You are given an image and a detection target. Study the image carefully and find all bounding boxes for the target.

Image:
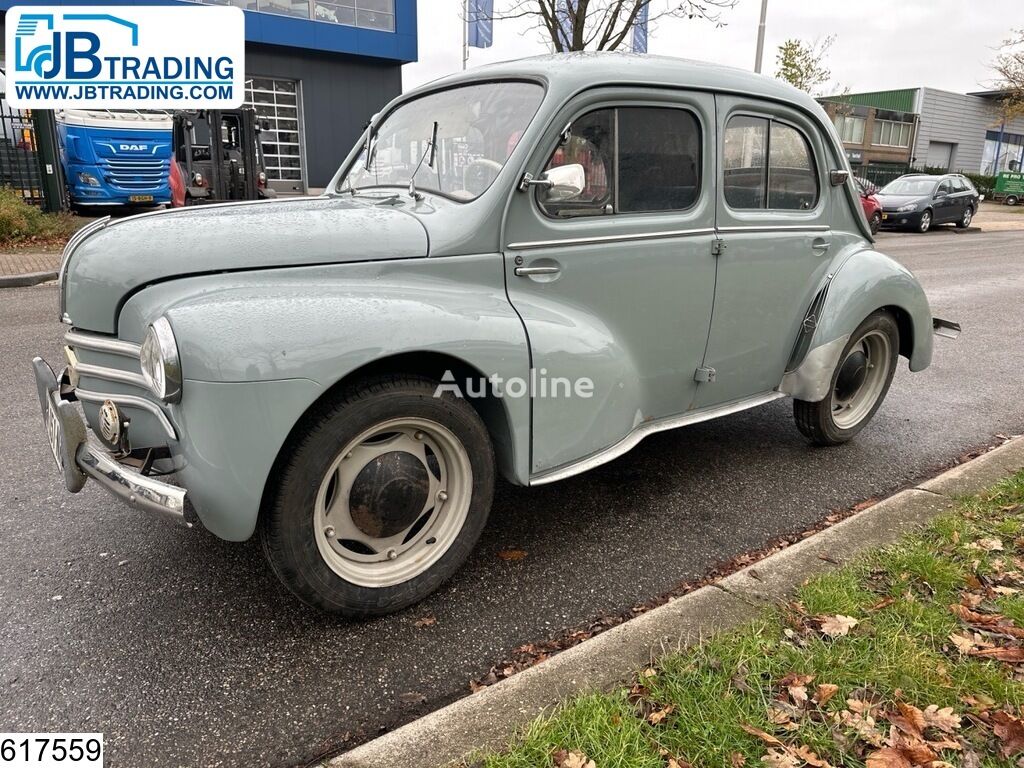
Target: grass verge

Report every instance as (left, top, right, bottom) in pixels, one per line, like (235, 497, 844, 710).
(475, 472, 1024, 768)
(0, 186, 78, 250)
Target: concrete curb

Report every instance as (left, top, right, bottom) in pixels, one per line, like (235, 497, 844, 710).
(0, 271, 58, 289)
(328, 437, 1024, 768)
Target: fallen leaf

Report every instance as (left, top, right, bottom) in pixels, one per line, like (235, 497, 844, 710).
(819, 615, 859, 637)
(667, 759, 692, 768)
(968, 647, 1024, 663)
(761, 749, 799, 768)
(993, 711, 1024, 757)
(731, 753, 747, 767)
(949, 632, 981, 654)
(791, 744, 831, 767)
(923, 705, 961, 734)
(814, 684, 840, 706)
(552, 749, 596, 768)
(993, 586, 1021, 596)
(414, 615, 436, 627)
(889, 702, 926, 741)
(949, 604, 1004, 625)
(741, 723, 786, 749)
(497, 549, 528, 561)
(866, 747, 912, 768)
(868, 597, 896, 612)
(647, 704, 674, 725)
(974, 537, 1005, 552)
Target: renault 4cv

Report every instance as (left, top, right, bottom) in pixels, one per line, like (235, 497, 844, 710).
(32, 54, 958, 616)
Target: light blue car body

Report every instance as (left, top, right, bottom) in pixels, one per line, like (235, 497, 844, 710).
(57, 54, 934, 541)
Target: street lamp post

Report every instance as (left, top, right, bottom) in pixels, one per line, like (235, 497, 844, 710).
(463, 0, 470, 70)
(753, 0, 768, 74)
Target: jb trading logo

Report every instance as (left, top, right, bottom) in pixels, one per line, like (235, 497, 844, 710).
(6, 6, 245, 108)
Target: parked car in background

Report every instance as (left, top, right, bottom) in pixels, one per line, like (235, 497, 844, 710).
(33, 54, 956, 617)
(855, 176, 882, 234)
(875, 173, 980, 233)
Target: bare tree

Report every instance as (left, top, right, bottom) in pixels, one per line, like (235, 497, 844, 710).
(992, 28, 1024, 121)
(774, 35, 835, 95)
(484, 0, 736, 53)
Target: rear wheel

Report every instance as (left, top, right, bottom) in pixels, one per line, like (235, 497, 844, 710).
(1006, 195, 1019, 207)
(956, 206, 974, 228)
(917, 210, 932, 233)
(260, 375, 495, 616)
(793, 311, 899, 446)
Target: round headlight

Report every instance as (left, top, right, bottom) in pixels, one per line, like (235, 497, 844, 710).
(140, 317, 182, 403)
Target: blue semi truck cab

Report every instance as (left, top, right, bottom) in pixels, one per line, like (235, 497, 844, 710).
(57, 110, 172, 208)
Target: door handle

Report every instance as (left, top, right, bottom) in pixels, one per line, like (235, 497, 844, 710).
(811, 237, 831, 254)
(514, 265, 561, 277)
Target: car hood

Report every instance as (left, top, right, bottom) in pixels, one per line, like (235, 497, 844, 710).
(63, 196, 430, 333)
(875, 194, 925, 208)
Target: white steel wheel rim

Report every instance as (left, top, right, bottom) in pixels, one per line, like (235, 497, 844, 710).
(313, 417, 473, 588)
(831, 330, 891, 430)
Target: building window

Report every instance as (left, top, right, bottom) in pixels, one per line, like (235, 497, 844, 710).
(246, 77, 305, 191)
(871, 119, 912, 148)
(832, 114, 865, 144)
(193, 0, 395, 31)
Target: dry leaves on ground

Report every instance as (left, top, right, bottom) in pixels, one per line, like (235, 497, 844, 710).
(496, 549, 528, 561)
(817, 615, 859, 638)
(552, 749, 595, 768)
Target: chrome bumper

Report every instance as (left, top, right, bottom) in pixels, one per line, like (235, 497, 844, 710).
(32, 357, 187, 523)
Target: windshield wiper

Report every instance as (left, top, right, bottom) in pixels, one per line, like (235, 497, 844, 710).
(407, 121, 439, 201)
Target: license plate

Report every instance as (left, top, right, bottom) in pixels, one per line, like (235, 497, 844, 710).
(44, 396, 65, 472)
(129, 194, 154, 202)
(881, 213, 888, 220)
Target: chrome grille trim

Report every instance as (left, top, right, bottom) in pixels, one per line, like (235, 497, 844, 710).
(65, 330, 141, 358)
(75, 363, 148, 389)
(75, 389, 177, 441)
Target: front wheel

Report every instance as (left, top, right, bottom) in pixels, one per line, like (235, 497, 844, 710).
(869, 211, 881, 234)
(793, 311, 900, 446)
(956, 206, 974, 229)
(260, 375, 495, 616)
(918, 210, 932, 233)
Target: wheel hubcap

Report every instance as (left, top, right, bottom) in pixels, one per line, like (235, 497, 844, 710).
(313, 418, 473, 587)
(831, 330, 891, 430)
(964, 209, 972, 226)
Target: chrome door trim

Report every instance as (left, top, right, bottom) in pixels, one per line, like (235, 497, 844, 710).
(514, 265, 561, 276)
(716, 225, 831, 233)
(75, 389, 177, 440)
(507, 227, 716, 251)
(530, 391, 787, 485)
(65, 330, 142, 358)
(76, 363, 148, 389)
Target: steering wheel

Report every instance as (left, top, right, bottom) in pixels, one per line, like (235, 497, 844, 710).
(462, 158, 504, 196)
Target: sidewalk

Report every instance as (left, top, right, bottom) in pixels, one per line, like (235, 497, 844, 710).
(0, 251, 60, 287)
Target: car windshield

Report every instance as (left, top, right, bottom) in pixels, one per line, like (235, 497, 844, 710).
(880, 178, 938, 196)
(338, 81, 545, 202)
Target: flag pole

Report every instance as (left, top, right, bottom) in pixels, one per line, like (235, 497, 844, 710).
(462, 0, 469, 70)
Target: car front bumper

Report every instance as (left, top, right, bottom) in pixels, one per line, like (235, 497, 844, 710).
(32, 356, 188, 523)
(879, 209, 923, 228)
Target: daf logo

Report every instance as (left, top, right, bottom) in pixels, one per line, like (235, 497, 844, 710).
(98, 399, 122, 446)
(119, 143, 147, 151)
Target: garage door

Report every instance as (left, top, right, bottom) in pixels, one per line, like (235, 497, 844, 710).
(245, 77, 306, 194)
(925, 141, 955, 171)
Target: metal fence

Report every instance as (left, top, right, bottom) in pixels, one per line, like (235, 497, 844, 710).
(0, 98, 67, 212)
(853, 164, 911, 190)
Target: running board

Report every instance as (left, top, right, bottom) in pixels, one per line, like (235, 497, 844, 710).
(530, 391, 787, 486)
(933, 317, 961, 340)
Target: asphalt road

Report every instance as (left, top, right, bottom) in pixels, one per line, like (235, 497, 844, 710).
(2, 228, 1023, 768)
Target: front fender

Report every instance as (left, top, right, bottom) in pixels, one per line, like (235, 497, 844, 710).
(120, 255, 532, 538)
(780, 248, 933, 402)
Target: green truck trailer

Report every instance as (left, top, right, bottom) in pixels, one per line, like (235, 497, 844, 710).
(994, 171, 1024, 205)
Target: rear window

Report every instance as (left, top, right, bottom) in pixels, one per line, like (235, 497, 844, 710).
(723, 115, 818, 211)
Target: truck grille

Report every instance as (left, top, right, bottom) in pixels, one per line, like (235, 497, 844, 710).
(100, 157, 168, 191)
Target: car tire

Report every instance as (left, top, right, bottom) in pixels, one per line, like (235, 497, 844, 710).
(1006, 195, 1019, 207)
(918, 209, 932, 233)
(869, 211, 881, 234)
(956, 206, 974, 229)
(793, 310, 900, 447)
(260, 374, 495, 617)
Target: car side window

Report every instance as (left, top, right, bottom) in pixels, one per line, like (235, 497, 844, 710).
(723, 115, 819, 211)
(539, 106, 701, 218)
(951, 178, 967, 193)
(937, 180, 952, 196)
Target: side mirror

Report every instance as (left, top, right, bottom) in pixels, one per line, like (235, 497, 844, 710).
(542, 163, 586, 200)
(829, 169, 849, 186)
(934, 190, 947, 199)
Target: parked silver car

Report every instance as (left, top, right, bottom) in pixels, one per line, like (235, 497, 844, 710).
(33, 54, 957, 616)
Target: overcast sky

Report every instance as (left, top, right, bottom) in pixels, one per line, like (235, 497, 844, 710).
(403, 0, 1023, 96)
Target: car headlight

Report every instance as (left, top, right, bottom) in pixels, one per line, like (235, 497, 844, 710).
(77, 172, 101, 187)
(897, 203, 918, 213)
(139, 317, 182, 403)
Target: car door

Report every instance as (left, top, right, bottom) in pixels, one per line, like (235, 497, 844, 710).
(691, 95, 834, 410)
(502, 89, 717, 477)
(933, 179, 956, 222)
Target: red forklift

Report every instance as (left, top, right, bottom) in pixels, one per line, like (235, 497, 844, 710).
(170, 108, 276, 206)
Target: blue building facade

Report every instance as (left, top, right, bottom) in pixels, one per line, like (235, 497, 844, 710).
(0, 0, 417, 190)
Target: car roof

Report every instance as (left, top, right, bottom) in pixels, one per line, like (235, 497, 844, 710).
(424, 52, 823, 115)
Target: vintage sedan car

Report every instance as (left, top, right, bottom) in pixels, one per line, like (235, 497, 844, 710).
(33, 54, 957, 616)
